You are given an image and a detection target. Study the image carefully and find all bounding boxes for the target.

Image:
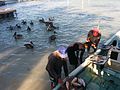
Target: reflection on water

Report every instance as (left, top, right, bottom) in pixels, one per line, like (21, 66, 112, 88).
(0, 0, 120, 52)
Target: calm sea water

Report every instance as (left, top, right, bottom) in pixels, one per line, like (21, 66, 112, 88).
(0, 0, 120, 52)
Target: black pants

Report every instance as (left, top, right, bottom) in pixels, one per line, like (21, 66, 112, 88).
(86, 42, 97, 53)
(79, 49, 85, 64)
(62, 60, 68, 77)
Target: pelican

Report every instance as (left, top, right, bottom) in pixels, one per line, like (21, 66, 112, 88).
(49, 35, 56, 42)
(24, 41, 34, 49)
(13, 32, 23, 39)
(30, 20, 34, 25)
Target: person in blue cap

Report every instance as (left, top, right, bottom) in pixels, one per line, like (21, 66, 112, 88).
(46, 46, 68, 89)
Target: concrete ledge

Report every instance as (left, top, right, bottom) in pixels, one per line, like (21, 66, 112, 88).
(0, 8, 16, 15)
(0, 1, 5, 6)
(0, 8, 16, 19)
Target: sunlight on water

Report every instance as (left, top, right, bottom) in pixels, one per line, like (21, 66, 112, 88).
(0, 0, 120, 52)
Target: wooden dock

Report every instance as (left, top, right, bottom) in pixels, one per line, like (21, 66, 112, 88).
(0, 8, 16, 19)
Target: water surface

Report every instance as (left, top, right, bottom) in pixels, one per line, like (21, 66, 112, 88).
(0, 0, 120, 51)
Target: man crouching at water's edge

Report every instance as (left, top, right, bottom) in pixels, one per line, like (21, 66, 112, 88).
(46, 46, 68, 89)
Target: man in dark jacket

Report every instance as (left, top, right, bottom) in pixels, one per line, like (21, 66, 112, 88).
(66, 43, 79, 68)
(46, 46, 68, 89)
(66, 42, 85, 68)
(79, 43, 85, 64)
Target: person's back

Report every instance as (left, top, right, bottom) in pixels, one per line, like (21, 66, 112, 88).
(66, 46, 78, 64)
(46, 46, 68, 89)
(46, 52, 63, 80)
(66, 43, 79, 68)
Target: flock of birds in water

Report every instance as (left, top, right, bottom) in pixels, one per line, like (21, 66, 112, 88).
(6, 17, 58, 49)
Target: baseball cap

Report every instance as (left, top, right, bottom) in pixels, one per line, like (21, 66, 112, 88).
(57, 46, 67, 58)
(92, 27, 100, 37)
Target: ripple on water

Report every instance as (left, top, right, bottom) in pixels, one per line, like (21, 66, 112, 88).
(0, 0, 120, 52)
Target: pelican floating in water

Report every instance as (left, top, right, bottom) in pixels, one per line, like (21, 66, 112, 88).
(27, 26, 31, 31)
(30, 20, 34, 25)
(13, 32, 23, 39)
(24, 41, 34, 49)
(49, 35, 56, 42)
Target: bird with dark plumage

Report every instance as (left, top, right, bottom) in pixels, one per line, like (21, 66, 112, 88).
(48, 17, 54, 21)
(30, 20, 34, 25)
(24, 41, 34, 49)
(16, 24, 21, 29)
(47, 25, 54, 31)
(13, 32, 23, 39)
(8, 25, 14, 30)
(39, 18, 45, 23)
(44, 21, 53, 27)
(53, 31, 57, 34)
(21, 20, 27, 25)
(27, 26, 31, 31)
(49, 35, 56, 42)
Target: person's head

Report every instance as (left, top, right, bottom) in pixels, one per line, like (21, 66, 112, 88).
(92, 27, 100, 37)
(56, 46, 67, 59)
(73, 43, 79, 50)
(78, 43, 85, 50)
